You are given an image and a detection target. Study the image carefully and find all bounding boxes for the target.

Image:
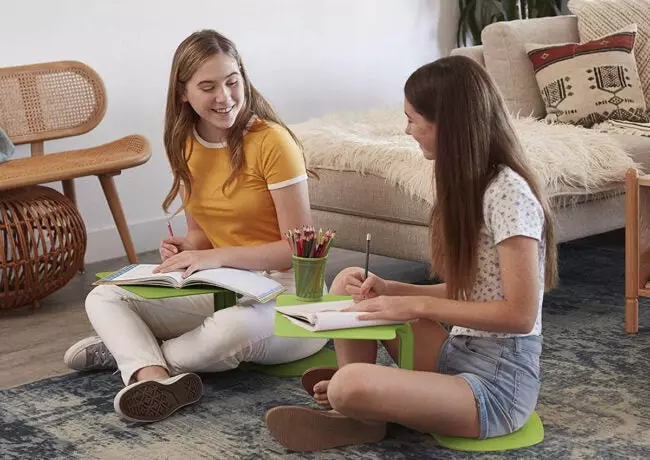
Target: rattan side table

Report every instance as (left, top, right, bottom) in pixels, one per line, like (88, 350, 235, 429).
(1, 185, 86, 310)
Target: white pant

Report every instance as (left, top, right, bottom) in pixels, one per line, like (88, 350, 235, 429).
(85, 271, 327, 385)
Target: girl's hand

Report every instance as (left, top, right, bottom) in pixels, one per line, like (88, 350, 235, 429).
(344, 269, 389, 302)
(153, 249, 223, 278)
(343, 295, 419, 322)
(159, 236, 199, 262)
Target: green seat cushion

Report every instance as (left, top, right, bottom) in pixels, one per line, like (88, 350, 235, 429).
(431, 411, 544, 452)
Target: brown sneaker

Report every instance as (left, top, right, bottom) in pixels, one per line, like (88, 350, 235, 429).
(301, 366, 337, 396)
(265, 406, 386, 452)
(113, 373, 203, 423)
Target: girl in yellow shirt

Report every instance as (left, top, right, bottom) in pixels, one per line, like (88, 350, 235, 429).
(64, 29, 326, 423)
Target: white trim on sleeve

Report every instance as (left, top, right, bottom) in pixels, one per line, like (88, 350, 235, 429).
(267, 174, 308, 190)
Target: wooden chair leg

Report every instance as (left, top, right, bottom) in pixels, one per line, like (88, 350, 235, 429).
(98, 173, 137, 264)
(625, 168, 639, 334)
(62, 179, 85, 272)
(62, 179, 76, 206)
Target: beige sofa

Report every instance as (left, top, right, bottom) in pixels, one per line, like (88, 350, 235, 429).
(307, 15, 650, 264)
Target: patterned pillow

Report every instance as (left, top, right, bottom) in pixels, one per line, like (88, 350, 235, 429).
(526, 24, 650, 128)
(568, 0, 650, 109)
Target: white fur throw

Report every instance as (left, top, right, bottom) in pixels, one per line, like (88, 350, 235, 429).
(593, 120, 650, 138)
(291, 108, 640, 205)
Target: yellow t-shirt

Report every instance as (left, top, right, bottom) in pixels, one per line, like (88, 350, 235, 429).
(184, 118, 307, 249)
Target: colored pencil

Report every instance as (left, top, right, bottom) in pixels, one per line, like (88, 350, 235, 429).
(286, 226, 336, 258)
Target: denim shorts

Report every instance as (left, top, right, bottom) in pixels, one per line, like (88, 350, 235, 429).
(436, 334, 542, 439)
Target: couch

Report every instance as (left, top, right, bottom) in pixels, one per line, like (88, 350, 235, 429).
(305, 15, 650, 264)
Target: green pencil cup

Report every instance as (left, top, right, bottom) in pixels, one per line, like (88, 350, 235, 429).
(292, 255, 327, 302)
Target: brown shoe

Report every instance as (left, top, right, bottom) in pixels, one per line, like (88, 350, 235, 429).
(265, 405, 386, 452)
(113, 373, 203, 423)
(301, 366, 337, 396)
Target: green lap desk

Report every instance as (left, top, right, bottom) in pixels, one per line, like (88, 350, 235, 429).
(273, 293, 544, 453)
(274, 294, 414, 369)
(95, 271, 239, 310)
(94, 272, 335, 378)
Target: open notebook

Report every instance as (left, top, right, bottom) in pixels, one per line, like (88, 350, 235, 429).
(275, 299, 404, 332)
(94, 264, 285, 303)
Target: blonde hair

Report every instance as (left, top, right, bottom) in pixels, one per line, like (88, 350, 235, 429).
(162, 29, 313, 213)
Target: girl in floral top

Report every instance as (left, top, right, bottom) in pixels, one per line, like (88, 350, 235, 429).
(265, 55, 558, 452)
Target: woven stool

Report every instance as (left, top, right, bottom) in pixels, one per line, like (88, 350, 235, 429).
(1, 185, 86, 310)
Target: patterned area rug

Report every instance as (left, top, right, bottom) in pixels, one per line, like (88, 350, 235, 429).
(2, 237, 650, 459)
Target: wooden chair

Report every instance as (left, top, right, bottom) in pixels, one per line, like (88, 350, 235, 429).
(0, 61, 151, 263)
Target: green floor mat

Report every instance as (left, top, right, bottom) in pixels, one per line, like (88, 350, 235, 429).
(240, 347, 337, 377)
(431, 411, 544, 452)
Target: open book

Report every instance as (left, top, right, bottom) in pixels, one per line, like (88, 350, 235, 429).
(275, 299, 404, 332)
(95, 264, 285, 303)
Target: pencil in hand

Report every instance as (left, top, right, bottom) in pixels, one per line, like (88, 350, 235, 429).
(364, 233, 371, 280)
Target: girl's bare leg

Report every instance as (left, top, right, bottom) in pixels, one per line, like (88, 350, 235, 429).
(274, 268, 480, 449)
(134, 366, 169, 382)
(313, 268, 451, 408)
(328, 363, 480, 437)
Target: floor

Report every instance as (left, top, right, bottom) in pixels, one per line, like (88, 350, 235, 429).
(2, 229, 649, 459)
(0, 247, 429, 388)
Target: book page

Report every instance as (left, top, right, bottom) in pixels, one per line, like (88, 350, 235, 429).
(282, 311, 403, 332)
(274, 300, 355, 318)
(186, 268, 284, 301)
(275, 300, 403, 331)
(315, 311, 402, 331)
(103, 264, 183, 286)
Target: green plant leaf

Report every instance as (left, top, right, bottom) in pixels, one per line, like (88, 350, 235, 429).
(504, 0, 519, 20)
(457, 0, 473, 46)
(467, 0, 483, 45)
(456, 0, 565, 48)
(491, 0, 507, 20)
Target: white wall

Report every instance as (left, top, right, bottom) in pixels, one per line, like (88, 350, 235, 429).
(1, 0, 458, 263)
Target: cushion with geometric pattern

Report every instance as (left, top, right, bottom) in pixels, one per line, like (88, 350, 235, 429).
(526, 23, 650, 128)
(568, 0, 650, 109)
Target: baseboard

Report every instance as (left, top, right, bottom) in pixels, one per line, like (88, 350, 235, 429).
(84, 214, 188, 264)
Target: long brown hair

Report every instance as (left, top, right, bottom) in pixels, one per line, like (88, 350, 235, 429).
(162, 29, 313, 213)
(404, 55, 557, 300)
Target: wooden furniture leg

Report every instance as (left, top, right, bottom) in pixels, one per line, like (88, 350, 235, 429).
(98, 173, 137, 264)
(62, 179, 76, 206)
(625, 169, 639, 334)
(62, 178, 85, 271)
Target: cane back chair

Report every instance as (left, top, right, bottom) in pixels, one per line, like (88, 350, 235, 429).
(0, 60, 151, 263)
